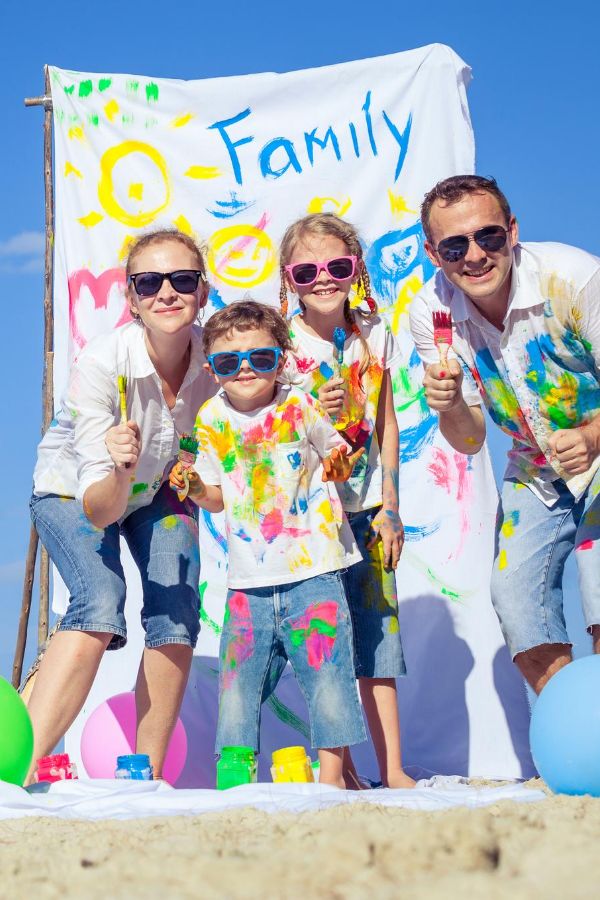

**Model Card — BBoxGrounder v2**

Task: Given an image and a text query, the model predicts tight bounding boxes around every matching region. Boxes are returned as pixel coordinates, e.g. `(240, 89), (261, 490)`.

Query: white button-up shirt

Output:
(33, 322), (216, 517)
(410, 242), (600, 505)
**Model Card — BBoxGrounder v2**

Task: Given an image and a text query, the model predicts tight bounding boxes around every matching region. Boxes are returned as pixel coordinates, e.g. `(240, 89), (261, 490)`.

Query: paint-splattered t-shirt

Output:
(194, 385), (361, 588)
(33, 322), (216, 517)
(284, 316), (401, 512)
(410, 242), (600, 504)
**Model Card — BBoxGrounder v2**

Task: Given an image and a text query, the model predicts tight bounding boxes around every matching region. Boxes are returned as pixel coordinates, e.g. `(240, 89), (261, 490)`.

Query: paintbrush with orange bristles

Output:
(432, 310), (453, 376)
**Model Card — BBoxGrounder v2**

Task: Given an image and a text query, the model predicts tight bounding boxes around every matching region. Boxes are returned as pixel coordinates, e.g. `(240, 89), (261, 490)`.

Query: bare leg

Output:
(514, 643), (572, 694)
(359, 677), (415, 789)
(592, 625), (600, 654)
(25, 630), (113, 784)
(318, 747), (345, 788)
(342, 746), (367, 790)
(135, 644), (192, 780)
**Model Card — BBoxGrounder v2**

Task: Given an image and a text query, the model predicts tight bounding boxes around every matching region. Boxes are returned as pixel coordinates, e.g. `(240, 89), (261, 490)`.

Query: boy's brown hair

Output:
(202, 300), (293, 355)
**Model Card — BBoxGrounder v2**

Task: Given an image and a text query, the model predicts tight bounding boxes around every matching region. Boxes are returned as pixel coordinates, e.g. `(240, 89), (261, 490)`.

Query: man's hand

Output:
(317, 377), (345, 417)
(322, 446), (365, 482)
(548, 425), (600, 475)
(105, 420), (141, 469)
(423, 358), (464, 413)
(367, 509), (404, 571)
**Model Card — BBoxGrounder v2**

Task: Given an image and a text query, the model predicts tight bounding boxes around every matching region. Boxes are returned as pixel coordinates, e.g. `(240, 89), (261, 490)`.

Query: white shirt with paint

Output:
(194, 385), (362, 588)
(410, 242), (600, 504)
(33, 322), (216, 516)
(284, 315), (402, 512)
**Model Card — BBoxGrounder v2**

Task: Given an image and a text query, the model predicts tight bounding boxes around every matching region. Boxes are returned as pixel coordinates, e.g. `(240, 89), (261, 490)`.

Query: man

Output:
(409, 174), (600, 693)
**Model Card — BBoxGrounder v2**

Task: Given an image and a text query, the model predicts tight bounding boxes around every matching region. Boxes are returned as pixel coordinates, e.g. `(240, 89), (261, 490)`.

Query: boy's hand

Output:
(169, 461), (206, 502)
(318, 377), (345, 417)
(322, 446), (365, 482)
(367, 509), (404, 571)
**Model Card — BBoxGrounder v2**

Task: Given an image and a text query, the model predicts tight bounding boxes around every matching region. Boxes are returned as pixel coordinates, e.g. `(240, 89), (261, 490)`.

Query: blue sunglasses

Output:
(207, 347), (282, 377)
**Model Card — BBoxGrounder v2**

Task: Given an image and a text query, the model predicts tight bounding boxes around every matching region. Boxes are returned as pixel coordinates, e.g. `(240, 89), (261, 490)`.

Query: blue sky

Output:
(1, 1), (598, 679)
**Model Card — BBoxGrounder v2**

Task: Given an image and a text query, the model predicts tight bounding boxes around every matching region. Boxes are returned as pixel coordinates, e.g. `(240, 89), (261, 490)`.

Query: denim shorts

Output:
(216, 570), (367, 751)
(30, 482), (201, 651)
(491, 472), (600, 659)
(342, 507), (406, 678)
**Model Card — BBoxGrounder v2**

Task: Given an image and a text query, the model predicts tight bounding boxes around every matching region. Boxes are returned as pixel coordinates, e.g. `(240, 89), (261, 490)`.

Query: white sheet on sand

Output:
(0, 777), (545, 821)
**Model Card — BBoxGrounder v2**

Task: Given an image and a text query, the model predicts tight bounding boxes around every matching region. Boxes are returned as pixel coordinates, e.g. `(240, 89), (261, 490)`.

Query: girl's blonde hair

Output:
(279, 213), (376, 377)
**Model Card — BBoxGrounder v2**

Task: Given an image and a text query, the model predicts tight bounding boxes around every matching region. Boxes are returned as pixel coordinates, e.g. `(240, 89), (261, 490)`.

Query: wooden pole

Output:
(12, 70), (54, 688)
(38, 65), (55, 649)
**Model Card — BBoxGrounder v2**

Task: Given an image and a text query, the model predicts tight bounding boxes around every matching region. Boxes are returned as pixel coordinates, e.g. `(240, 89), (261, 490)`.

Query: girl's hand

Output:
(318, 377), (345, 417)
(367, 509), (404, 571)
(322, 446), (365, 482)
(106, 421), (140, 469)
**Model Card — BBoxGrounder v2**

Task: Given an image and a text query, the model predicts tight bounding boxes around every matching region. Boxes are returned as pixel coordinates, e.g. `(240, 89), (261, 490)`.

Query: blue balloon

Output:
(530, 656), (600, 796)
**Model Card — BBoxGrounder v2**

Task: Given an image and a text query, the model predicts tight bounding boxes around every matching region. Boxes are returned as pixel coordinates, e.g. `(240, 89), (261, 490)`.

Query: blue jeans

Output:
(216, 571), (367, 751)
(30, 483), (201, 650)
(491, 473), (600, 658)
(342, 507), (406, 678)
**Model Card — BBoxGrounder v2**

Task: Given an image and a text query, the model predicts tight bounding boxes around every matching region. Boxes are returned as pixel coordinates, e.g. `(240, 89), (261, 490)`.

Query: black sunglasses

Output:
(436, 225), (510, 263)
(128, 270), (205, 298)
(207, 347), (282, 377)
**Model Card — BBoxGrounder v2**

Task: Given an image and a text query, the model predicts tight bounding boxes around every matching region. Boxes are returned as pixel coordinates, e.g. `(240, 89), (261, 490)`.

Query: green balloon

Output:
(0, 677), (34, 786)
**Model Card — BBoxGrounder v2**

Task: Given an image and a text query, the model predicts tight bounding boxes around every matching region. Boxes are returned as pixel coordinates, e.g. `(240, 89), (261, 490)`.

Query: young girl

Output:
(280, 213), (415, 789)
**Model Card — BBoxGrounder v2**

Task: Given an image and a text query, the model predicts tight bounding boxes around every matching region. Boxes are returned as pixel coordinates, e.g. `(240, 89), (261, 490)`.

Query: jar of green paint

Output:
(216, 746), (257, 789)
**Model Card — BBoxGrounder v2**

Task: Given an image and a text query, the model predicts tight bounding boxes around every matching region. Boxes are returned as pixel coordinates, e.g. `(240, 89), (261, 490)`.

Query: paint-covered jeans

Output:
(29, 482), (201, 650)
(491, 471), (600, 659)
(342, 507), (406, 678)
(216, 570), (367, 751)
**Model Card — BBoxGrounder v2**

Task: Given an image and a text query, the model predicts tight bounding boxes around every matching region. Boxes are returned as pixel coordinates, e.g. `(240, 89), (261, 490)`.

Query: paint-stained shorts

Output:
(491, 472), (600, 659)
(30, 482), (201, 650)
(342, 507), (406, 678)
(216, 570), (367, 752)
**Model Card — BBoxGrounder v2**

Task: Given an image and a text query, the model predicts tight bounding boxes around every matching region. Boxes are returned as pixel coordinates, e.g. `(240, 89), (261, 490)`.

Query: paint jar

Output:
(115, 753), (154, 780)
(35, 753), (78, 783)
(271, 746), (314, 783)
(216, 746), (257, 790)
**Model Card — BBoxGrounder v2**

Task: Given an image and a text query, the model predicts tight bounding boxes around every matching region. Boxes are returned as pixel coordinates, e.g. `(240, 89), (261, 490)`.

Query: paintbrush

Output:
(175, 433), (200, 501)
(432, 310), (453, 374)
(333, 327), (346, 377)
(117, 375), (130, 469)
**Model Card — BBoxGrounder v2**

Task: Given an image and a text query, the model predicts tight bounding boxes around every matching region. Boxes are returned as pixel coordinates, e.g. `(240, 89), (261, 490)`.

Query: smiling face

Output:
(126, 239), (208, 336)
(206, 326), (284, 412)
(425, 191), (518, 313)
(285, 232), (358, 327)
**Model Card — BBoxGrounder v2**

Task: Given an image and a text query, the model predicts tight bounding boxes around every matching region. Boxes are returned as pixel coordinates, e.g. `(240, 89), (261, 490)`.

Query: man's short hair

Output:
(421, 175), (512, 243)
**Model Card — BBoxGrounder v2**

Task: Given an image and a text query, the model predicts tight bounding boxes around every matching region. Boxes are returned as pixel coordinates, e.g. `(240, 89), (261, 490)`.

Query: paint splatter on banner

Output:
(53, 47), (534, 780)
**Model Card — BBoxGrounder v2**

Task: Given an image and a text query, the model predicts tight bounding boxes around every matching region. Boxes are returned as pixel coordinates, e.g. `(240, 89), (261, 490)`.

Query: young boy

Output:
(170, 301), (366, 786)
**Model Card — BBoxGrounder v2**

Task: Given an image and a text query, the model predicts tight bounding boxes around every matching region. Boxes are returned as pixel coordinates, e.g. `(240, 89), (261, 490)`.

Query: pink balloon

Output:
(80, 691), (187, 785)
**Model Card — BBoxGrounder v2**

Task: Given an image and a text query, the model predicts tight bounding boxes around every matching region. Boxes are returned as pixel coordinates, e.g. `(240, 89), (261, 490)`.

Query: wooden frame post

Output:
(12, 66), (55, 688)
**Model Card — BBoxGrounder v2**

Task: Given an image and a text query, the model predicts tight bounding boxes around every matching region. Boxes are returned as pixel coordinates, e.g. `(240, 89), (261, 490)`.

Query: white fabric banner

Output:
(49, 44), (534, 784)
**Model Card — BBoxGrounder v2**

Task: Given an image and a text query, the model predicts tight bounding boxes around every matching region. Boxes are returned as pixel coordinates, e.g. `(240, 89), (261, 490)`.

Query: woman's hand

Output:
(322, 446), (365, 482)
(318, 377), (345, 417)
(367, 509), (405, 571)
(105, 421), (141, 469)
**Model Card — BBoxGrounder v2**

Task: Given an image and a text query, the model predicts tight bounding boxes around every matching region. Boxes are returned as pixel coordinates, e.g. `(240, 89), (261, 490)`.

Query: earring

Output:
(197, 306), (205, 324)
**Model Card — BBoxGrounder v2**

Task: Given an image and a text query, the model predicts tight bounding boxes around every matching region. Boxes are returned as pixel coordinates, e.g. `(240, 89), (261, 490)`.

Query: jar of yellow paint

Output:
(271, 746), (314, 783)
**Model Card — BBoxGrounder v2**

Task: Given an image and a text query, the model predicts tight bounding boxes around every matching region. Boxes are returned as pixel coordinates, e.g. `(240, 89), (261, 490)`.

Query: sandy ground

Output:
(1, 784), (598, 899)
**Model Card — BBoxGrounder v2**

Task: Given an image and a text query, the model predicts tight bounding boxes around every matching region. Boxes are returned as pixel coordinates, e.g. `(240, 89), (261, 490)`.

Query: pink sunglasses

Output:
(285, 255), (357, 287)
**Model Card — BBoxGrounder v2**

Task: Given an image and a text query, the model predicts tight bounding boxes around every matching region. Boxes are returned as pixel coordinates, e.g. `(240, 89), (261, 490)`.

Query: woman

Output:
(27, 229), (215, 781)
